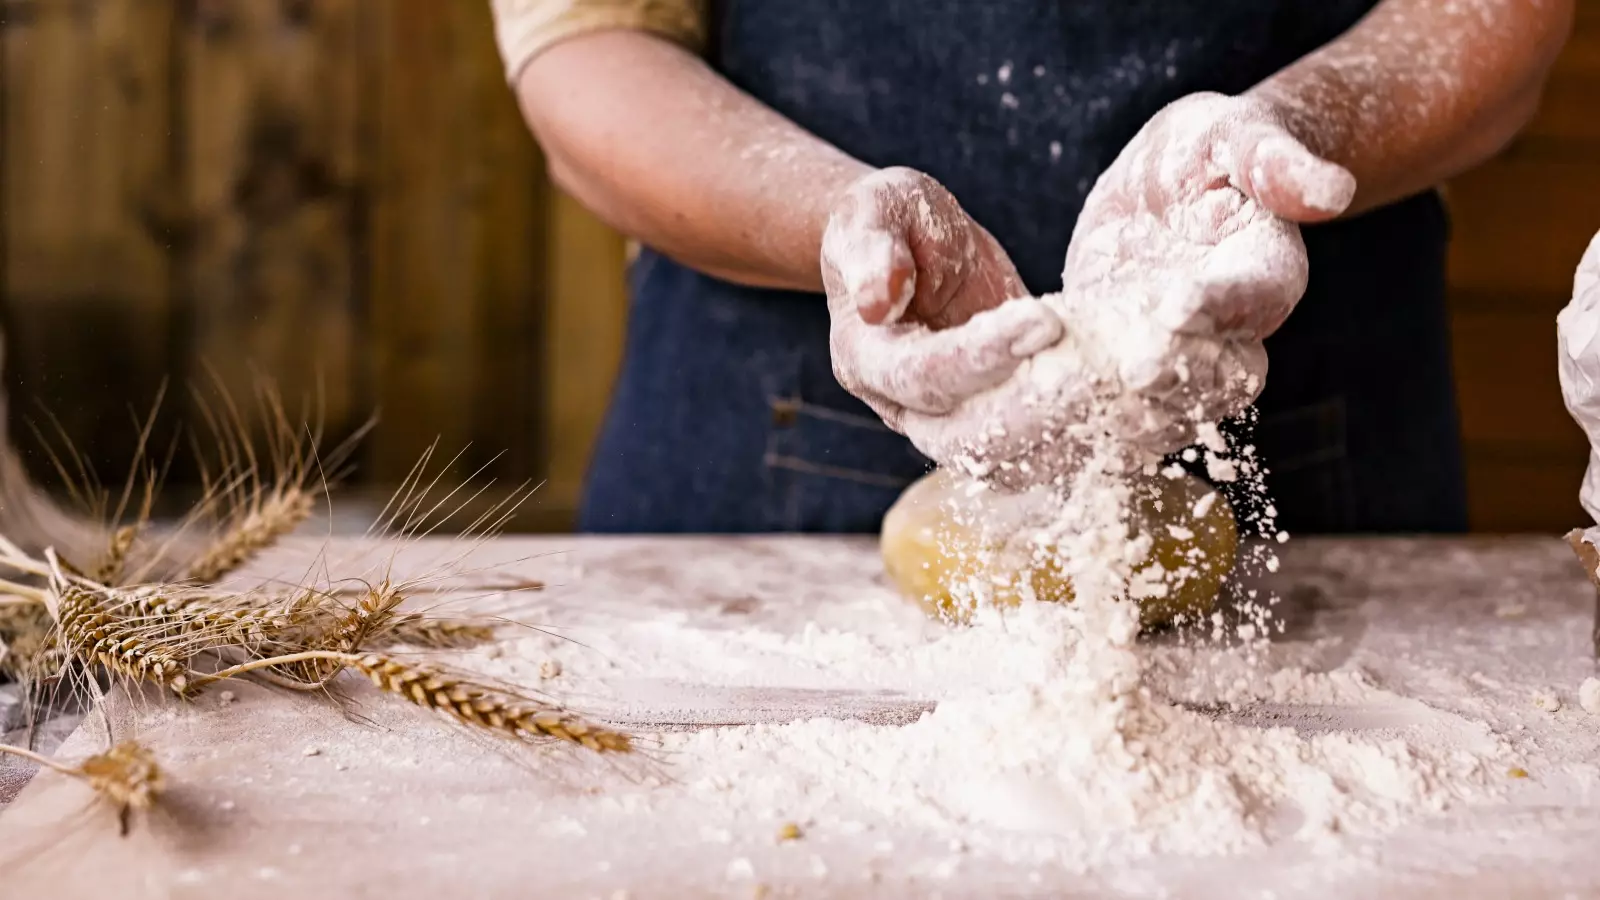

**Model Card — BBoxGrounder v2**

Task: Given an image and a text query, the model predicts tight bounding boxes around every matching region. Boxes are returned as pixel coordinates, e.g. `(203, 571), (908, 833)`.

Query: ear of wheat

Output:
(52, 579), (193, 696)
(77, 741), (164, 836)
(0, 601), (63, 682)
(183, 485), (314, 585)
(193, 650), (631, 754)
(377, 614), (497, 650)
(275, 582), (405, 685)
(351, 654), (631, 753)
(91, 525), (141, 587)
(0, 740), (165, 836)
(116, 585), (329, 655)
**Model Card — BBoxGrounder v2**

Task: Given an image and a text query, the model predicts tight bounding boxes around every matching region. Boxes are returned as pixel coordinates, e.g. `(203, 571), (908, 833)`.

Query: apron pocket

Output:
(760, 359), (931, 532)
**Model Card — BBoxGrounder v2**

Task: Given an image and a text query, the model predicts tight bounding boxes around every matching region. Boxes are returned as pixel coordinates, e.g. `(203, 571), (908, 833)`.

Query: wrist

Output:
(1243, 73), (1353, 164)
(803, 159), (878, 284)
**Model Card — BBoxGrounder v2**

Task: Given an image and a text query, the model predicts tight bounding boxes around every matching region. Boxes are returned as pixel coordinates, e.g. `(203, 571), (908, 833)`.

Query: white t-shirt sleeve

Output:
(490, 0), (709, 85)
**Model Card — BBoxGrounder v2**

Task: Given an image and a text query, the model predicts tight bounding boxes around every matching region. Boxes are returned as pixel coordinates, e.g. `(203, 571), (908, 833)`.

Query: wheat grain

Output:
(184, 485), (314, 584)
(77, 741), (164, 836)
(193, 649), (631, 754)
(279, 583), (405, 684)
(54, 581), (192, 695)
(91, 525), (141, 586)
(0, 739), (164, 836)
(377, 614), (497, 650)
(351, 653), (632, 753)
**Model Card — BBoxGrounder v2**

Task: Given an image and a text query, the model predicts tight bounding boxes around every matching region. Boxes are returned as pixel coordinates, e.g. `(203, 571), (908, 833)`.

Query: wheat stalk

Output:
(91, 525), (141, 586)
(52, 579), (193, 696)
(0, 740), (164, 836)
(0, 601), (62, 682)
(194, 650), (630, 754)
(184, 485), (314, 584)
(377, 614), (497, 650)
(269, 582), (405, 685)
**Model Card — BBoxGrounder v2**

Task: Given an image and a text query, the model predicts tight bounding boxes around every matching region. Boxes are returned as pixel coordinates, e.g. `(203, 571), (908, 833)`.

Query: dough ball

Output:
(880, 468), (1237, 629)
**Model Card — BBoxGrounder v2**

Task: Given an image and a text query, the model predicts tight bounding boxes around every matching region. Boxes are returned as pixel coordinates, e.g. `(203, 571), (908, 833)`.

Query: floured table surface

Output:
(3, 536), (1600, 899)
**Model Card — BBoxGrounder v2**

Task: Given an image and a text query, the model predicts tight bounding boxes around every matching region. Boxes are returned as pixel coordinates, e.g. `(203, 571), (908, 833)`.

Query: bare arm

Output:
(1250, 0), (1575, 217)
(514, 30), (870, 292)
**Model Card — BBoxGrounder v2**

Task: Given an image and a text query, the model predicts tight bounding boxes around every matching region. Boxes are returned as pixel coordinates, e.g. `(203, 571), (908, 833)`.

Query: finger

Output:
(899, 387), (1082, 489)
(1154, 220), (1308, 340)
(825, 223), (918, 325)
(1228, 127), (1356, 223)
(834, 300), (1064, 416)
(857, 389), (909, 434)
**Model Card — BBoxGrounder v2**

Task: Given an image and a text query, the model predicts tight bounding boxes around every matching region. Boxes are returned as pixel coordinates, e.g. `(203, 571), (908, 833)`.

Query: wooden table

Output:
(2, 535), (1599, 899)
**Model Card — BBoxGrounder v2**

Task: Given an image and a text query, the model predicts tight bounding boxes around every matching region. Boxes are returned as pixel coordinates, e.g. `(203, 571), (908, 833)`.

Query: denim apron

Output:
(578, 0), (1469, 535)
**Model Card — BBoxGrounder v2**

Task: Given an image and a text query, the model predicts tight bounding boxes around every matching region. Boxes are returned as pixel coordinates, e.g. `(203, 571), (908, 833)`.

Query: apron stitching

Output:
(762, 453), (915, 489)
(767, 396), (892, 431)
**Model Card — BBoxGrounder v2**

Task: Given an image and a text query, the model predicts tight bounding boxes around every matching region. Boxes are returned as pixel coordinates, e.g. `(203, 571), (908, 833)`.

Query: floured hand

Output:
(1067, 92), (1354, 342)
(822, 167), (1065, 429)
(897, 93), (1358, 488)
(1558, 229), (1600, 529)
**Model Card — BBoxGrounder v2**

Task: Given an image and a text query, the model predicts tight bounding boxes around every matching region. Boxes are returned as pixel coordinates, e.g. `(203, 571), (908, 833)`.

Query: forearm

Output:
(1250, 0), (1574, 216)
(514, 30), (871, 291)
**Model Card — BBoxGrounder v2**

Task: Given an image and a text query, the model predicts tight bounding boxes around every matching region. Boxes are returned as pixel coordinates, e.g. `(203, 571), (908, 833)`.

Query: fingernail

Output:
(1294, 158), (1356, 215)
(1255, 135), (1355, 215)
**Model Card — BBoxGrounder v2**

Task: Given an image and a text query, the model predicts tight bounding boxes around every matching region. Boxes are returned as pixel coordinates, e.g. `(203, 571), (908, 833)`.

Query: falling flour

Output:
(637, 441), (1494, 871)
(469, 388), (1503, 877)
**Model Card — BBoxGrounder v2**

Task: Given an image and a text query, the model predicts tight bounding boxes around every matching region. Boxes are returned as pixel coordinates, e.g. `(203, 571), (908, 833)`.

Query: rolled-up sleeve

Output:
(491, 0), (709, 84)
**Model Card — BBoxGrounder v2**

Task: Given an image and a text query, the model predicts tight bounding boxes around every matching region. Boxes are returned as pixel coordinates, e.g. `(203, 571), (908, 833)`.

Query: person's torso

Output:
(584, 0), (1465, 534)
(709, 0), (1384, 293)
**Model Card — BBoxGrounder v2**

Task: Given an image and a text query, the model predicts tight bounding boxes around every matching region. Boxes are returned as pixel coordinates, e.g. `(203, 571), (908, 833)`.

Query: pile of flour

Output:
(474, 219), (1501, 870)
(469, 413), (1501, 875)
(651, 451), (1490, 870)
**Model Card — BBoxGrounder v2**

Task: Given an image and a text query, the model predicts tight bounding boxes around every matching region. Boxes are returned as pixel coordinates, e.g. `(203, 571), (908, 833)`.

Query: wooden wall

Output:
(1, 1), (1597, 534)
(1445, 0), (1600, 531)
(0, 0), (628, 529)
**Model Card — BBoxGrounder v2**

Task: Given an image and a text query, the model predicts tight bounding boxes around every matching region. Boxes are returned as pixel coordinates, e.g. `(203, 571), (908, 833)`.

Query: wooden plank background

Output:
(0, 0), (1595, 533)
(1444, 0), (1600, 531)
(0, 0), (619, 530)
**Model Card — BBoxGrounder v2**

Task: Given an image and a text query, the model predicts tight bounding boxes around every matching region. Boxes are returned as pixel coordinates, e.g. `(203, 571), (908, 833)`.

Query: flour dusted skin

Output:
(880, 467), (1237, 629)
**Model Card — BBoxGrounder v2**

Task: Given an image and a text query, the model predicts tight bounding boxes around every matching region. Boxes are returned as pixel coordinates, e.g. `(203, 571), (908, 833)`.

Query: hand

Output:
(1064, 91), (1356, 344)
(892, 93), (1360, 488)
(822, 167), (1064, 430)
(1559, 230), (1600, 523)
(1057, 91), (1358, 453)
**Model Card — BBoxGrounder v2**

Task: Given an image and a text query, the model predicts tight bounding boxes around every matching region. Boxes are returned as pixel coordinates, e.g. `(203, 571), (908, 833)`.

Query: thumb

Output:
(1230, 127), (1357, 223)
(826, 224), (918, 326)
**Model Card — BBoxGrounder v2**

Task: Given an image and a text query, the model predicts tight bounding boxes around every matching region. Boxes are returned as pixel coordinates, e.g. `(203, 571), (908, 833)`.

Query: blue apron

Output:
(578, 0), (1468, 535)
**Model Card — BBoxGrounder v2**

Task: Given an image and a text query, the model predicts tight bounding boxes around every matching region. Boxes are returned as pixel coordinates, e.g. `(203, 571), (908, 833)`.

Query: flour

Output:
(465, 348), (1497, 874)
(628, 436), (1493, 870)
(1580, 677), (1600, 716)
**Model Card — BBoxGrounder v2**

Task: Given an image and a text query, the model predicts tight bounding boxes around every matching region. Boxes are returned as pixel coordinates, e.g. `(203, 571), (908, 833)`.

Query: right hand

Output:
(821, 168), (1065, 435)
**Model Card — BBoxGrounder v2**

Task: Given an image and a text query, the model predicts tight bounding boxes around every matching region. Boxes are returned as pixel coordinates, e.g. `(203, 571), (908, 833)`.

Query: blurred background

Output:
(0, 0), (1596, 534)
